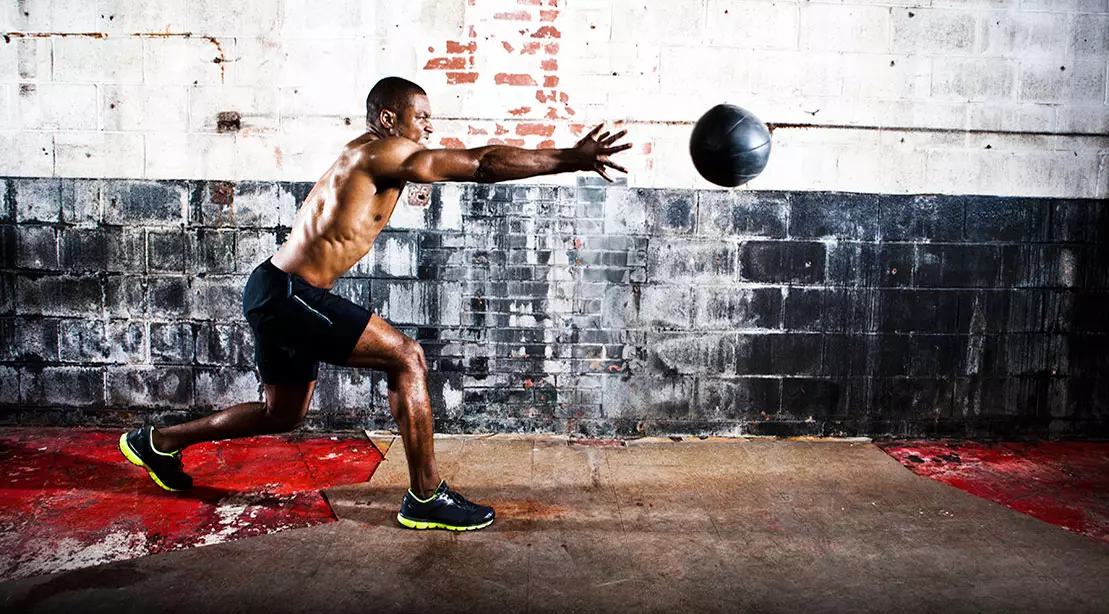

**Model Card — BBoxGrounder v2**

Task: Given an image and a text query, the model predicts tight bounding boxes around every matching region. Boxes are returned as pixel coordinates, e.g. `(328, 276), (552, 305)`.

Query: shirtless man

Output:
(119, 76), (632, 531)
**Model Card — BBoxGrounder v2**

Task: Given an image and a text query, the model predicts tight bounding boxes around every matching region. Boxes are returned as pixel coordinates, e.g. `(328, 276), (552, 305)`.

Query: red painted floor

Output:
(0, 428), (383, 581)
(879, 440), (1109, 545)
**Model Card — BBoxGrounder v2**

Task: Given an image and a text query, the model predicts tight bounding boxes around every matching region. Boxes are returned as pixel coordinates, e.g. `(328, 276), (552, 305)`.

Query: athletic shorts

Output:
(242, 259), (372, 384)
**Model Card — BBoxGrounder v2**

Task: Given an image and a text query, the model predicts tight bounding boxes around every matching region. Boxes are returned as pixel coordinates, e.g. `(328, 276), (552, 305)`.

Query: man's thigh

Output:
(345, 314), (417, 371)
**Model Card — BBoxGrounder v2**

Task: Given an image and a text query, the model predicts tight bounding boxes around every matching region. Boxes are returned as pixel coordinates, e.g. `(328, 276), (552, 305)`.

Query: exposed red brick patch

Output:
(495, 73), (538, 86)
(439, 137), (466, 149)
(495, 124), (510, 136)
(446, 40), (477, 54)
(541, 59), (558, 71)
(502, 41), (515, 52)
(642, 143), (653, 154)
(538, 139), (556, 148)
(506, 138), (526, 146)
(518, 0), (541, 4)
(516, 123), (556, 137)
(531, 26), (560, 38)
(569, 124), (585, 136)
(508, 106), (532, 116)
(559, 92), (569, 103)
(468, 125), (488, 135)
(425, 57), (467, 70)
(521, 41), (541, 55)
(535, 91), (549, 103)
(543, 42), (559, 54)
(446, 72), (479, 84)
(543, 75), (559, 87)
(540, 10), (559, 22)
(545, 108), (559, 120)
(468, 25), (478, 38)
(495, 10), (532, 20)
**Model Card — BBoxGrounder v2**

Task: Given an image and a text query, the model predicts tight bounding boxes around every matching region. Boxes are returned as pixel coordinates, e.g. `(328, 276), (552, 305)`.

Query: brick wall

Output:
(1, 0), (1107, 196)
(1, 177), (1106, 438)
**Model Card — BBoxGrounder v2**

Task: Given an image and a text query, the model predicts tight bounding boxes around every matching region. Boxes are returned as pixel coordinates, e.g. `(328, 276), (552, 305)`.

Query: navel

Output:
(374, 215), (382, 222)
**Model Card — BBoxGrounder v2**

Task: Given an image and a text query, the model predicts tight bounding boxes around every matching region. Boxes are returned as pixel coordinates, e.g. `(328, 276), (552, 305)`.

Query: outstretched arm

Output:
(374, 124), (632, 184)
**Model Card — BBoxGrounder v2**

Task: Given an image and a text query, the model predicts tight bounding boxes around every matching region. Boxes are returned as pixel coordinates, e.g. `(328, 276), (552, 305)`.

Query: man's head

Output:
(365, 77), (432, 143)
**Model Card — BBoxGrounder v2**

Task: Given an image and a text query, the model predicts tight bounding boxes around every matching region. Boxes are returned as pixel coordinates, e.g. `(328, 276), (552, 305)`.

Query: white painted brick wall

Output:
(0, 0), (1104, 197)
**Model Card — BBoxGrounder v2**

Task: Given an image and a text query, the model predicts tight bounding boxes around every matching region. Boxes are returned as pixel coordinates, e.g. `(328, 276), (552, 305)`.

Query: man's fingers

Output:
(601, 129), (627, 146)
(598, 131), (611, 143)
(604, 142), (634, 155)
(575, 123), (604, 147)
(597, 167), (614, 182)
(605, 160), (629, 174)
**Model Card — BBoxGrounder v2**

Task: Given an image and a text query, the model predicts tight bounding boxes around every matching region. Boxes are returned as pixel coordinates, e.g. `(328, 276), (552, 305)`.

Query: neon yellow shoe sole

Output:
(118, 433), (186, 493)
(396, 513), (494, 531)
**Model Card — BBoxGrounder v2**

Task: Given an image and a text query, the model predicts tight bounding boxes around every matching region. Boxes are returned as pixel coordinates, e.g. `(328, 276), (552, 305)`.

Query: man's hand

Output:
(573, 124), (632, 182)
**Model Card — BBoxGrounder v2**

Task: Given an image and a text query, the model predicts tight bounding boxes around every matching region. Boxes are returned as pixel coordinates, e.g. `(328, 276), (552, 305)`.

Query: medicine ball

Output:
(689, 104), (771, 188)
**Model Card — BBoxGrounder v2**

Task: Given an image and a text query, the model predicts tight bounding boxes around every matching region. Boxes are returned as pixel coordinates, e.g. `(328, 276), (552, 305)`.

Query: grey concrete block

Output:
(150, 322), (196, 364)
(195, 322), (253, 366)
(148, 277), (190, 319)
(0, 225), (15, 269)
(194, 368), (261, 410)
(105, 276), (148, 318)
(107, 366), (193, 409)
(891, 8), (976, 54)
(602, 284), (692, 330)
(2, 317), (60, 362)
(13, 178), (62, 223)
(190, 276), (246, 320)
(647, 240), (737, 283)
(235, 230), (277, 272)
(697, 190), (788, 238)
(604, 188), (695, 236)
(21, 366), (104, 407)
(0, 366), (18, 405)
(310, 366), (379, 414)
(195, 229), (236, 274)
(60, 179), (102, 226)
(0, 180), (10, 222)
(1019, 60), (1106, 104)
(147, 229), (188, 273)
(0, 274), (13, 315)
(697, 377), (782, 418)
(103, 180), (189, 225)
(59, 227), (144, 273)
(16, 226), (58, 270)
(374, 233), (420, 279)
(650, 332), (740, 375)
(15, 275), (102, 317)
(601, 374), (693, 419)
(694, 287), (782, 330)
(377, 280), (462, 326)
(59, 319), (145, 364)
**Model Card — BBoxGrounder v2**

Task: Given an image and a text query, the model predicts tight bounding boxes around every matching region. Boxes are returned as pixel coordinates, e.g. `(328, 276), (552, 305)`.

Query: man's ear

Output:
(380, 109), (396, 130)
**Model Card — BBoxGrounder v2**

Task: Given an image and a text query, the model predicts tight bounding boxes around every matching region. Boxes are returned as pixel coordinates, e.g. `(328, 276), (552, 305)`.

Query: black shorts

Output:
(242, 259), (372, 384)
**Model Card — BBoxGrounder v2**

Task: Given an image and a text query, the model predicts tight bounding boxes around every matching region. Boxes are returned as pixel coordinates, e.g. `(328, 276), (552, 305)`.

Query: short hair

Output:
(365, 77), (426, 126)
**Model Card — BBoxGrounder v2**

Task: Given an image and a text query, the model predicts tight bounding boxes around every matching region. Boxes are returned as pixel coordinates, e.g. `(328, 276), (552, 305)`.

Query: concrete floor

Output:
(2, 435), (1108, 613)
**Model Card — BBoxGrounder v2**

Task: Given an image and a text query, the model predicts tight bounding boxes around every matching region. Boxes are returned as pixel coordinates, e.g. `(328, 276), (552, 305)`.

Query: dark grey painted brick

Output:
(102, 180), (188, 225)
(697, 190), (788, 238)
(16, 275), (102, 317)
(789, 192), (879, 240)
(963, 196), (1049, 243)
(147, 230), (188, 273)
(0, 225), (16, 268)
(60, 179), (102, 226)
(15, 225), (57, 270)
(148, 277), (190, 318)
(696, 377), (781, 417)
(105, 276), (148, 318)
(740, 241), (825, 284)
(916, 244), (1003, 288)
(13, 178), (62, 223)
(693, 286), (781, 330)
(107, 366), (193, 409)
(59, 320), (145, 364)
(195, 322), (252, 366)
(878, 194), (962, 242)
(21, 366), (104, 407)
(150, 322), (196, 364)
(59, 227), (144, 273)
(196, 229), (236, 274)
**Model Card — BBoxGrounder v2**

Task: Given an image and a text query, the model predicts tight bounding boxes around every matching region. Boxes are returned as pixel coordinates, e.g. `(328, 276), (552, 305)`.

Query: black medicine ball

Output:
(689, 104), (772, 188)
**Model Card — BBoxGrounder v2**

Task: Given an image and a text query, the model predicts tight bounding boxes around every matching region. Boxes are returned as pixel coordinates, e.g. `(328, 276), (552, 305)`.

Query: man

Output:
(119, 76), (632, 531)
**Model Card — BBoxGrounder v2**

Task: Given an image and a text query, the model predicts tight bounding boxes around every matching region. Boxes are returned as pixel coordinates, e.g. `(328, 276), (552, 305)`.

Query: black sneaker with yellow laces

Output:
(397, 481), (495, 531)
(119, 425), (193, 492)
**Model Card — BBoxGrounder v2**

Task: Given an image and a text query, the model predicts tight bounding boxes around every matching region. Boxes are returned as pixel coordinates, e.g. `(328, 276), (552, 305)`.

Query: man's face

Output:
(394, 94), (434, 143)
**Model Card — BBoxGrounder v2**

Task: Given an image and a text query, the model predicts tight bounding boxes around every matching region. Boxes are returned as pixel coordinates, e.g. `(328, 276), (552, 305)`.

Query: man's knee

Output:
(398, 338), (427, 374)
(263, 401), (309, 433)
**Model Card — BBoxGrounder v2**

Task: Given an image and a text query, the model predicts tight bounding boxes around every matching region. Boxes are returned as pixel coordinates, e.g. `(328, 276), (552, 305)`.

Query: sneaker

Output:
(397, 481), (495, 531)
(118, 425), (193, 492)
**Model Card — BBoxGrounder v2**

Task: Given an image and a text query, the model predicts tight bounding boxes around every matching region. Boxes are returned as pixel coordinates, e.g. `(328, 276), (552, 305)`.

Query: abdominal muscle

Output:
(270, 145), (401, 289)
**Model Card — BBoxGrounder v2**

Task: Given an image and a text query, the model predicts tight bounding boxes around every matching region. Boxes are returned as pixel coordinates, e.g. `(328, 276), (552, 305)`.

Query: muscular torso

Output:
(270, 134), (404, 289)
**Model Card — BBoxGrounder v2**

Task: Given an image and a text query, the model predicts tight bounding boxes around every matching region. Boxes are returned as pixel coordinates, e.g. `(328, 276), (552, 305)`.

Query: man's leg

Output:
(153, 382), (316, 453)
(345, 314), (440, 498)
